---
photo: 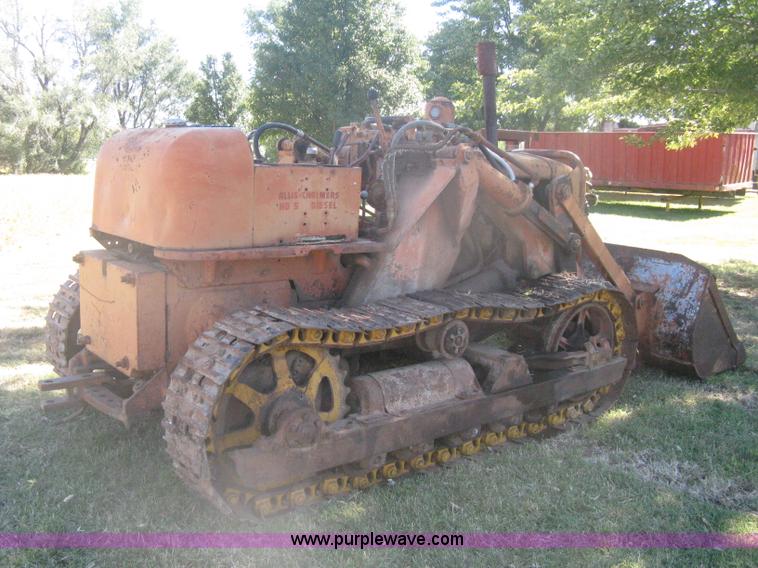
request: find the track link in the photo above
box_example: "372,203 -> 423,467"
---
45,272 -> 82,376
162,273 -> 634,515
235,386 -> 610,516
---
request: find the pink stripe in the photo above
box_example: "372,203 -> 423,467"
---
0,532 -> 756,549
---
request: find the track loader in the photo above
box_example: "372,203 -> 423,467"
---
41,44 -> 744,516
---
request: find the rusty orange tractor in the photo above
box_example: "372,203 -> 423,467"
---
41,45 -> 744,516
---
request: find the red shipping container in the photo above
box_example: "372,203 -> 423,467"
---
502,130 -> 755,193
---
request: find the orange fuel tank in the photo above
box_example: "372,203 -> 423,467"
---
92,127 -> 361,250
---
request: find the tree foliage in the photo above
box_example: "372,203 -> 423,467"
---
0,0 -> 193,173
246,0 -> 423,142
423,0 -> 588,131
424,1 -> 518,127
519,0 -> 758,145
425,0 -> 758,145
186,53 -> 248,127
2,0 -> 756,174
0,6 -> 102,173
84,0 -> 194,129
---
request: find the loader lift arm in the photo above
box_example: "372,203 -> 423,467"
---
469,127 -> 635,301
468,54 -> 743,380
476,138 -> 744,379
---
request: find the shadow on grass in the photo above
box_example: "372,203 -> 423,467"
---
2,371 -> 757,566
593,367 -> 757,493
0,326 -> 45,366
706,260 -> 758,374
21,305 -> 48,319
0,251 -> 755,566
593,201 -> 734,220
709,259 -> 758,293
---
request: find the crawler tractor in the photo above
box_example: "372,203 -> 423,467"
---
41,44 -> 744,516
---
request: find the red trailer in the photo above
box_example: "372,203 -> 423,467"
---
498,129 -> 755,200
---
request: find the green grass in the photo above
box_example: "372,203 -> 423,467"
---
589,195 -> 758,265
0,176 -> 756,567
593,201 -> 735,221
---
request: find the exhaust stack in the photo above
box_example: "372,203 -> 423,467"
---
477,41 -> 498,145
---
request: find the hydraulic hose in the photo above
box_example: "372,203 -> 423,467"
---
249,122 -> 330,161
389,120 -> 448,150
480,145 -> 516,181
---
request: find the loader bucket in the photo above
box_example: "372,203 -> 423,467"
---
605,244 -> 746,379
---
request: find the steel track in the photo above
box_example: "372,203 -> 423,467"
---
162,273 -> 635,515
45,273 -> 81,376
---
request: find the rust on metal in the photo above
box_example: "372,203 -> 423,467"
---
463,344 -> 531,393
154,239 -> 386,261
416,320 -> 470,358
560,191 -> 635,301
251,165 -> 361,246
161,275 -> 635,510
38,371 -> 109,392
350,358 -> 480,415
603,244 -> 746,378
228,356 -> 627,490
477,40 -> 498,144
78,250 -> 166,374
122,370 -> 170,422
41,43 -> 745,516
474,154 -> 533,213
424,97 -> 456,124
45,273 -> 82,375
93,128 -> 256,249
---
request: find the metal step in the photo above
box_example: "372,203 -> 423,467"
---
41,395 -> 84,414
80,385 -> 126,422
40,369 -> 164,427
38,371 -> 109,392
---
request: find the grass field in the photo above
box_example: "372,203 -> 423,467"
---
0,175 -> 756,567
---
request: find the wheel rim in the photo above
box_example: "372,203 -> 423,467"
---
209,346 -> 348,456
541,299 -> 632,418
547,302 -> 615,354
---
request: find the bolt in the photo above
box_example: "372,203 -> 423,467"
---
556,183 -> 573,201
72,253 -> 85,264
77,334 -> 91,346
120,273 -> 136,285
115,356 -> 129,369
442,322 -> 469,356
568,233 -> 582,253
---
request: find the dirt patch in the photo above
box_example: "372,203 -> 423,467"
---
698,384 -> 758,413
585,448 -> 758,512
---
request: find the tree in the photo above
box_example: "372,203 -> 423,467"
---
519,0 -> 758,145
186,53 -> 247,127
423,0 -> 584,131
246,0 -> 422,142
0,0 -> 194,173
0,4 -> 102,173
423,1 -> 516,126
0,88 -> 26,172
85,0 -> 194,129
424,1 -> 758,144
0,17 -> 25,171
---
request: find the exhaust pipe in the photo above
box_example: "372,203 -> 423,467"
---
477,41 -> 498,145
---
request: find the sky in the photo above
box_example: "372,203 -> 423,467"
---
16,0 -> 446,79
